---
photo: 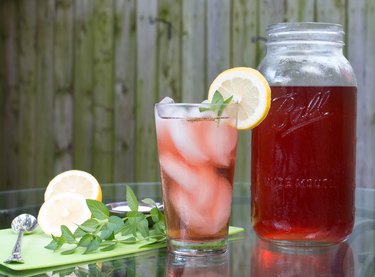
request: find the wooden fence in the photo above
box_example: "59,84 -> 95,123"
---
0,0 -> 374,190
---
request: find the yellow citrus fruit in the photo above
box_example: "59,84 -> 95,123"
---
44,170 -> 102,201
208,67 -> 271,130
37,192 -> 91,236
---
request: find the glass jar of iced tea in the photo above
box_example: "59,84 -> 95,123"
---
252,22 -> 357,246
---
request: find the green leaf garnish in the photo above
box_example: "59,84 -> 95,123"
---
200,90 -> 233,119
126,185 -> 138,212
44,187 -> 166,255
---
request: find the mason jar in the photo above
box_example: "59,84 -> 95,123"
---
252,22 -> 357,246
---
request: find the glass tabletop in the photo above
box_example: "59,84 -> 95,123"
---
0,182 -> 374,276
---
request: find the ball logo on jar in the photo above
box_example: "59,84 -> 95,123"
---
271,90 -> 332,137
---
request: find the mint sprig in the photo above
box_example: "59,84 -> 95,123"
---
45,186 -> 166,255
200,90 -> 233,117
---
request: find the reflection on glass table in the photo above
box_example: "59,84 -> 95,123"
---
0,182 -> 374,276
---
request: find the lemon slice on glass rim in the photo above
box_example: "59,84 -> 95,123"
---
208,67 -> 271,130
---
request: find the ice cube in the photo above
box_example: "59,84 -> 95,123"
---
159,96 -> 175,104
168,119 -> 209,164
202,120 -> 238,167
159,152 -> 201,193
170,173 -> 232,236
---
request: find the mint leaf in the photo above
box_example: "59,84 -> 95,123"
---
84,237 -> 101,254
86,199 -> 109,220
107,216 -> 125,233
75,218 -> 99,236
126,186 -> 139,211
44,238 -> 62,251
142,198 -> 158,208
201,91 -> 233,119
61,226 -> 76,244
78,234 -> 95,247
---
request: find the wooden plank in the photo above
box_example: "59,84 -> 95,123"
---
316,0 -> 346,24
92,0 -> 115,183
73,0 -> 94,173
157,0 -> 182,101
349,0 -> 375,188
113,0 -> 136,182
206,0 -> 230,85
231,0 -> 258,186
316,0 -> 347,53
257,0 -> 286,64
18,0 -> 37,188
1,0 -> 20,190
0,1 -> 6,188
348,0 -> 366,188
231,0 -> 258,68
53,0 -> 74,174
286,0 -> 315,22
135,0 -> 159,182
181,0 -> 206,102
362,0 -> 375,189
229,4 -> 259,272
35,0 -> 55,186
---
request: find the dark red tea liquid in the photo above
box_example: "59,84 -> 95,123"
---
251,86 -> 356,244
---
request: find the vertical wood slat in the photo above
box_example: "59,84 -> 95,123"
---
53,0 -> 74,174
135,0 -> 159,183
113,0 -> 136,182
348,0 -> 366,189
0,0 -> 20,189
0,1 -> 5,186
349,0 -> 375,188
231,0 -> 258,185
181,0 -> 206,103
206,0 -> 230,85
286,0 -> 315,22
316,0 -> 347,53
229,3 -> 259,273
362,0 -> 375,188
157,0 -> 182,102
257,0 -> 285,64
92,0 -> 115,183
316,0 -> 346,24
36,0 -> 55,186
18,0 -> 37,187
73,0 -> 95,174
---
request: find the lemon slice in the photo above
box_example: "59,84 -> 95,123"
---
44,170 -> 102,201
38,192 -> 91,236
208,67 -> 271,130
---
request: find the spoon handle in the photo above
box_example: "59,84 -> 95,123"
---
4,230 -> 24,263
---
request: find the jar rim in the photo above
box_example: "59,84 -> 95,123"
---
266,22 -> 344,45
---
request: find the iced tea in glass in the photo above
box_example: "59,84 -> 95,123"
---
155,102 -> 238,255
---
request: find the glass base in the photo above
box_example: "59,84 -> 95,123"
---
168,238 -> 228,256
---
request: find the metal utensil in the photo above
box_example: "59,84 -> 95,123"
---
3,214 -> 38,263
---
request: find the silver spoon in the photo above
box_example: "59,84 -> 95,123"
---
4,214 -> 38,264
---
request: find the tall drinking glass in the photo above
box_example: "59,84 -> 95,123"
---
155,102 -> 238,255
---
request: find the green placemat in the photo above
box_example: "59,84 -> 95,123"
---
0,226 -> 244,274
